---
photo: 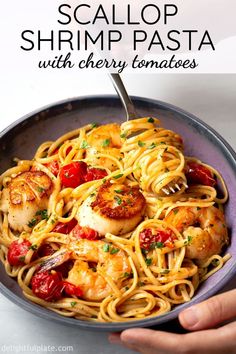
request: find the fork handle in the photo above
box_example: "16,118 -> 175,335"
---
109,73 -> 137,121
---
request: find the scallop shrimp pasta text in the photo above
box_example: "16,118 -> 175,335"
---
0,117 -> 230,322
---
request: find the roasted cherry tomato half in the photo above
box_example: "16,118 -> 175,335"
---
139,229 -> 175,250
37,243 -> 55,257
7,240 -> 31,266
59,161 -> 87,188
45,160 -> 60,176
63,281 -> 83,297
31,270 -> 63,301
84,168 -> 108,182
71,224 -> 100,240
53,218 -> 77,234
186,162 -> 216,187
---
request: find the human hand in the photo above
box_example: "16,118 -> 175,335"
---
109,289 -> 236,354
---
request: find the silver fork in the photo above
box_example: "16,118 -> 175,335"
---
109,73 -> 188,195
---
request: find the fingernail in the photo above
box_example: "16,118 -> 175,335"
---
180,307 -> 199,327
109,334 -> 122,344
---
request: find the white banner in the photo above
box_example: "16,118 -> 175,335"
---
1,0 -> 236,74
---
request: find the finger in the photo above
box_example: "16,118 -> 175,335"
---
118,323 -> 236,354
179,289 -> 236,331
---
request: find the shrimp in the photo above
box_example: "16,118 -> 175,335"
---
40,239 -> 131,301
86,123 -> 122,171
67,239 -> 131,300
164,206 -> 228,263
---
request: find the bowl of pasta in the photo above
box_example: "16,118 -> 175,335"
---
0,95 -> 236,331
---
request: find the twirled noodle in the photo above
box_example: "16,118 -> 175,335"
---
0,117 -> 230,322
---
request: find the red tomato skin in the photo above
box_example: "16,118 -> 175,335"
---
37,244 -> 55,257
59,161 -> 87,188
45,160 -> 60,176
53,218 -> 77,234
139,229 -> 153,250
7,240 -> 31,266
84,168 -> 108,182
71,224 -> 100,240
186,162 -> 216,187
31,271 -> 63,301
63,281 -> 83,297
139,229 -> 175,250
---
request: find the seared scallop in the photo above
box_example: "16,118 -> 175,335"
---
0,171 -> 52,232
77,181 -> 146,235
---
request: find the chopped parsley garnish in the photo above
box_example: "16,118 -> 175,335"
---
150,242 -> 164,250
102,139 -> 110,147
29,244 -> 38,251
37,186 -> 45,193
125,286 -> 129,291
36,209 -> 49,220
138,140 -> 145,147
141,248 -> 148,256
197,207 -> 201,211
145,258 -> 152,266
211,259 -> 220,267
71,301 -> 77,307
90,193 -> 95,197
113,173 -> 124,179
103,244 -> 110,252
184,236 -> 193,245
19,256 -> 25,262
110,248 -> 119,255
161,269 -> 170,274
114,195 -> 122,205
138,281 -> 145,286
123,272 -> 131,278
120,131 -> 128,138
81,140 -> 89,149
173,209 -> 179,215
28,218 -> 37,228
91,267 -> 96,272
148,142 -> 157,149
148,117 -> 154,123
114,189 -> 123,194
91,122 -> 98,129
187,236 -> 192,243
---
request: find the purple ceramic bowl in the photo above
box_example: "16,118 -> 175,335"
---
0,95 -> 236,331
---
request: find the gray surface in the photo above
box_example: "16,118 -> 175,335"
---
0,74 -> 236,353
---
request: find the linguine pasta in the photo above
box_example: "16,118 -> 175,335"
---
0,117 -> 230,322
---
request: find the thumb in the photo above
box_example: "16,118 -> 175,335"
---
179,289 -> 236,331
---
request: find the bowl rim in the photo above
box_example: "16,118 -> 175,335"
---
0,94 -> 236,331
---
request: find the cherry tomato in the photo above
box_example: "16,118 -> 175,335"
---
139,229 -> 153,250
71,224 -> 100,240
31,270 -> 63,301
7,240 -> 31,266
139,229 -> 175,250
53,218 -> 77,234
37,244 -> 55,257
63,281 -> 83,297
45,160 -> 60,176
59,161 -> 87,188
84,168 -> 108,182
186,162 -> 216,187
